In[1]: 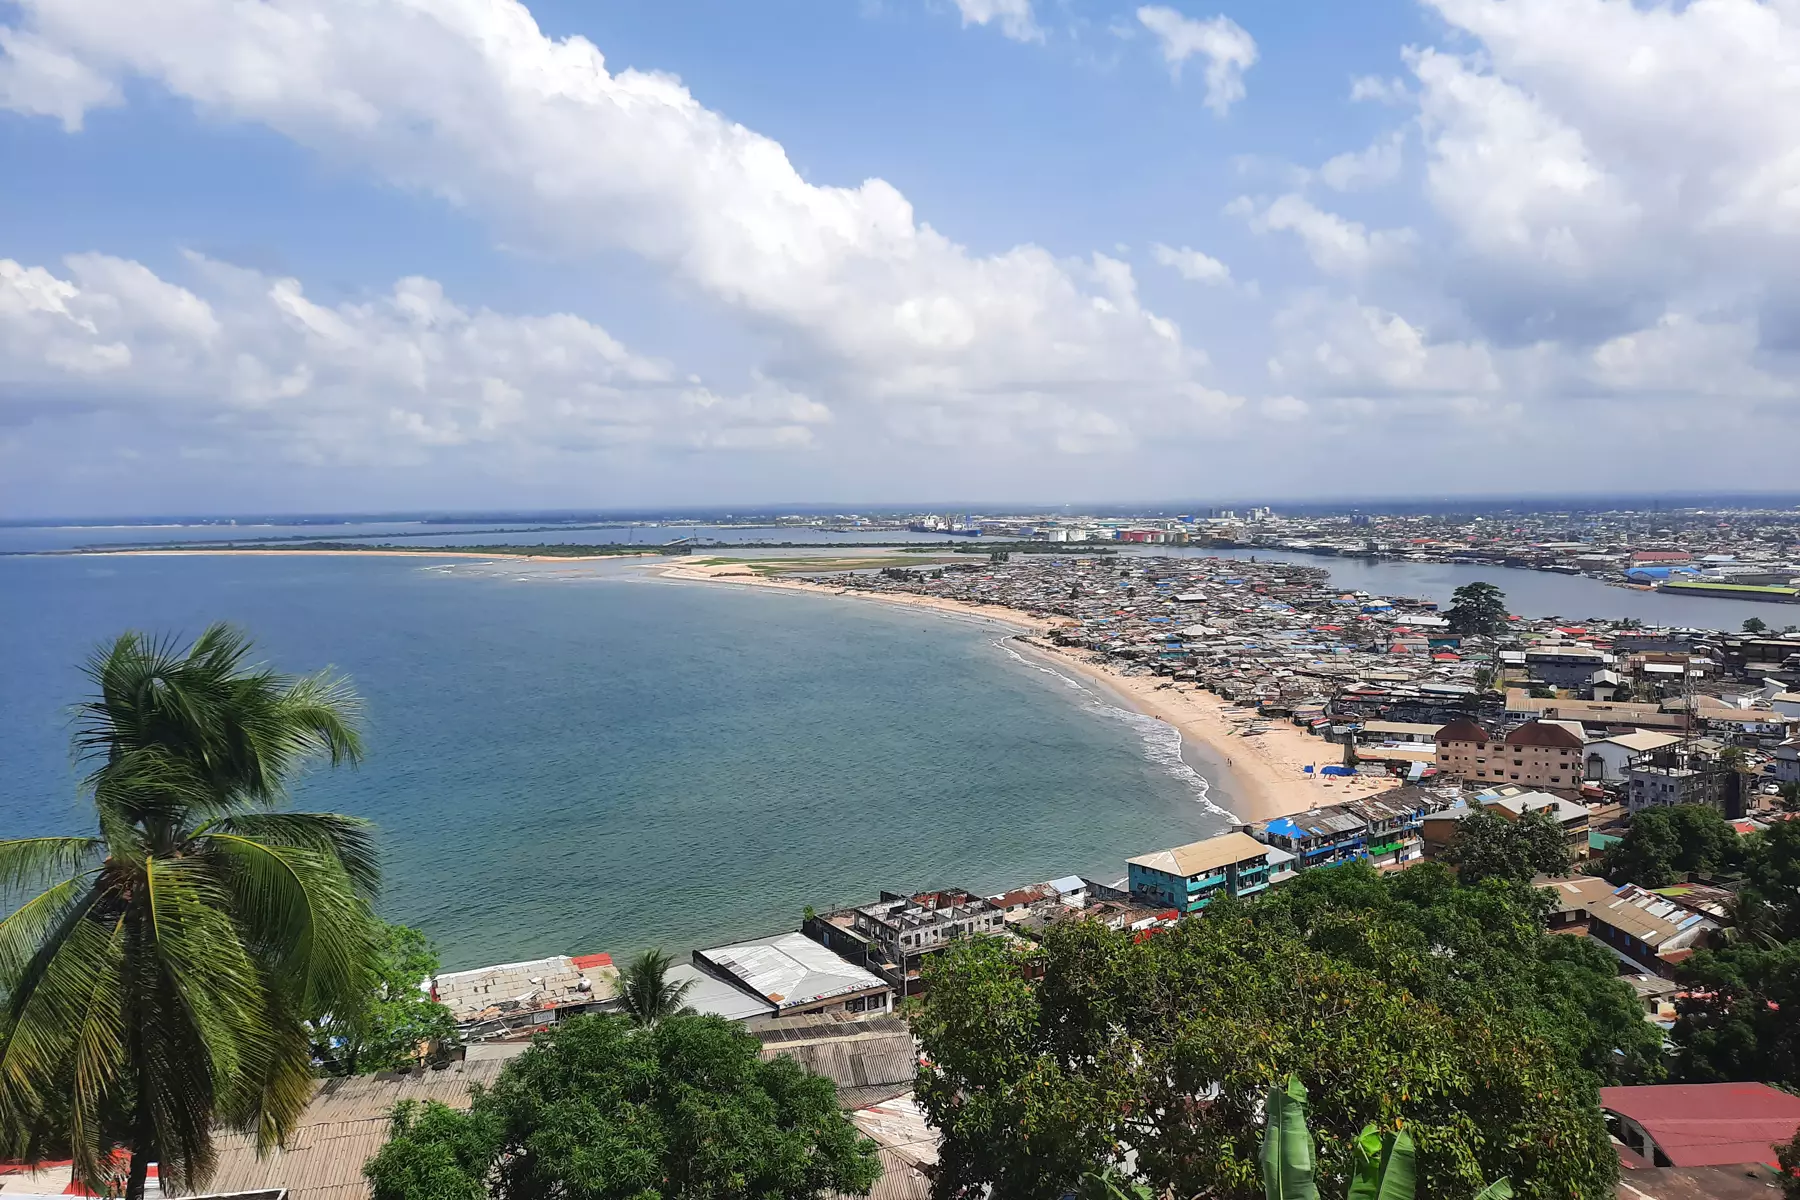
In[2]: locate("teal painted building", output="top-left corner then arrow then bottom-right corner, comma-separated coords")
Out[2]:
1127,831 -> 1275,914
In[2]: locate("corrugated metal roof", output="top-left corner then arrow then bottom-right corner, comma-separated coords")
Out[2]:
697,932 -> 889,1010
1128,831 -> 1268,878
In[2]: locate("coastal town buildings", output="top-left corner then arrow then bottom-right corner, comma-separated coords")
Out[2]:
1435,718 -> 1590,797
804,890 -> 1005,996
1477,787 -> 1592,858
1126,831 -> 1274,912
433,952 -> 620,1040
694,931 -> 894,1019
1538,877 -> 1723,977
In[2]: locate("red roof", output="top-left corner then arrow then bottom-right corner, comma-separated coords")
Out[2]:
1601,1083 -> 1800,1167
571,952 -> 613,970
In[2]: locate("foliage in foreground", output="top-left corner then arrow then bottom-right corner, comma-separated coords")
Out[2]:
1257,1073 -> 1515,1200
363,1014 -> 880,1200
0,624 -> 380,1198
910,864 -> 1623,1200
308,921 -> 457,1075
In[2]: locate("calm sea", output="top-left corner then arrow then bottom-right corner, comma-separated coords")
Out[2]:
0,551 -> 1225,969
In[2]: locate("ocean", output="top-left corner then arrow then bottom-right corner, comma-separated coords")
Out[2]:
0,551 -> 1225,969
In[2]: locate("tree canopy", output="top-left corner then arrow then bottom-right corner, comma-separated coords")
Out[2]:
1670,819 -> 1800,1089
363,1014 -> 881,1200
1445,583 -> 1510,638
309,921 -> 457,1075
0,624 -> 381,1198
1601,804 -> 1741,889
1439,808 -> 1571,887
911,863 -> 1624,1200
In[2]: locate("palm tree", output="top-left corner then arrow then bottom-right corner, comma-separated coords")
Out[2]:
0,624 -> 381,1199
617,949 -> 695,1027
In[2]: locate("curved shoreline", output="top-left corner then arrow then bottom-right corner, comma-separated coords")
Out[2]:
654,562 -> 1394,825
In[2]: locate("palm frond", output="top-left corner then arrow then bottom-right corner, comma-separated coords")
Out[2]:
196,813 -> 380,898
0,875 -> 102,993
0,880 -> 114,1156
0,839 -> 102,897
197,834 -> 377,1018
75,623 -> 364,817
137,854 -> 273,1192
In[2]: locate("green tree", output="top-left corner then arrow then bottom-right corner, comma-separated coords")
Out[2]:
1445,582 -> 1510,637
363,1014 -> 880,1200
1440,808 -> 1571,887
0,624 -> 380,1198
911,911 -> 1618,1200
1744,617 -> 1768,634
1268,863 -> 1662,1085
617,948 -> 696,1027
1777,1126 -> 1800,1200
309,922 -> 457,1075
1601,805 -> 1739,888
1671,940 -> 1800,1089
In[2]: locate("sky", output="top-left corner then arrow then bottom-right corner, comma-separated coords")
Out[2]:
3,0 -> 1800,516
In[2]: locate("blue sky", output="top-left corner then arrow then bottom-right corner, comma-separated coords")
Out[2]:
2,0 -> 1797,516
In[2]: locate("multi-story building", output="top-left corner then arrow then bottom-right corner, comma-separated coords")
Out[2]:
1127,831 -> 1273,913
1437,718 -> 1589,796
1477,787 -> 1591,859
1774,739 -> 1800,785
1524,644 -> 1613,691
805,889 -> 1004,995
1494,720 -> 1590,796
1626,762 -> 1730,814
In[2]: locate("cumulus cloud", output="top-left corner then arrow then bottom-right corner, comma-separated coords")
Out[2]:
0,0 -> 1262,465
947,0 -> 1042,43
1230,194 -> 1415,276
1318,130 -> 1405,192
0,252 -> 831,463
1151,243 -> 1232,285
1135,6 -> 1257,115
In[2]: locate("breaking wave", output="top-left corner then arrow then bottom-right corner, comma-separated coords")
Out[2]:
995,640 -> 1238,823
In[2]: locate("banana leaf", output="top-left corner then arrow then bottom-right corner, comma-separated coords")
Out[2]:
1473,1180 -> 1514,1200
1259,1075 -> 1318,1200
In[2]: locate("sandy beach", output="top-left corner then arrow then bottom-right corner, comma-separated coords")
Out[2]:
659,562 -> 1391,825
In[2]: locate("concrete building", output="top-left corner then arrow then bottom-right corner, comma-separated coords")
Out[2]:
1774,738 -> 1800,784
695,931 -> 893,1019
1127,831 -> 1273,913
433,952 -> 619,1039
1523,644 -> 1613,690
806,889 -> 1004,996
1627,762 -> 1730,814
1583,731 -> 1685,784
1477,787 -> 1591,858
1437,718 -> 1588,796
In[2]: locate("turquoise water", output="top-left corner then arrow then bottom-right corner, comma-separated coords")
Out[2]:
0,553 -> 1224,969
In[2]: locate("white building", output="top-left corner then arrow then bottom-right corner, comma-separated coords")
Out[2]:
1583,731 -> 1685,784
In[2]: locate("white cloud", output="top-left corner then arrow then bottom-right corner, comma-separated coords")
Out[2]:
1151,243 -> 1231,285
0,252 -> 831,463
0,27 -> 116,129
1348,74 -> 1408,105
1318,130 -> 1405,192
1267,293 -> 1501,396
0,0 -> 1250,459
1231,194 -> 1415,276
1135,6 -> 1257,115
947,0 -> 1042,43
